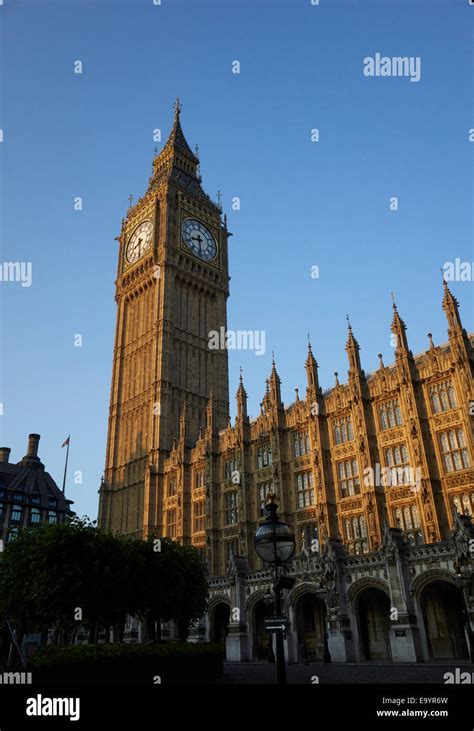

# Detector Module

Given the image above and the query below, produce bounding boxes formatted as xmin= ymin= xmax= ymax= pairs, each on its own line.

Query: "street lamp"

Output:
xmin=254 ymin=494 xmax=296 ymax=685
xmin=453 ymin=553 xmax=473 ymax=664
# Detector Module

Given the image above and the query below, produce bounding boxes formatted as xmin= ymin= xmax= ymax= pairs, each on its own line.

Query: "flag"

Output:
xmin=61 ymin=436 xmax=70 ymax=448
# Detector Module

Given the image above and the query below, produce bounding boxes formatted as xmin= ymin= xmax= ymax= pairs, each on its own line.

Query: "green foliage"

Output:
xmin=27 ymin=642 xmax=223 ymax=670
xmin=0 ymin=519 xmax=209 ymax=640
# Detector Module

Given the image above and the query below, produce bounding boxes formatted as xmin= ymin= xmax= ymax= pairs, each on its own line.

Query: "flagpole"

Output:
xmin=62 ymin=435 xmax=70 ymax=495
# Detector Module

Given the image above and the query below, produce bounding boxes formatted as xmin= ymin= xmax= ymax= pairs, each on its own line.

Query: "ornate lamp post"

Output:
xmin=254 ymin=494 xmax=295 ymax=685
xmin=453 ymin=553 xmax=473 ymax=663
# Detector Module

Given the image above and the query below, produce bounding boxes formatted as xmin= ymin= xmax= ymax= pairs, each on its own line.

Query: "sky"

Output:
xmin=1 ymin=0 xmax=472 ymax=522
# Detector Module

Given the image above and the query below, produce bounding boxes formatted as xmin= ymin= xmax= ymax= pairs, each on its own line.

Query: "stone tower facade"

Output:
xmin=99 ymin=101 xmax=230 ymax=538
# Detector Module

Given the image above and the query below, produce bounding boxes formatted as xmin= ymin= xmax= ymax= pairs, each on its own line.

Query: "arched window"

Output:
xmin=394 ymin=446 xmax=401 ymax=465
xmin=380 ymin=407 xmax=388 ymax=430
xmin=345 ymin=519 xmax=351 ymax=540
xmin=395 ymin=508 xmax=403 ymax=529
xmin=360 ymin=516 xmax=367 ymax=538
xmin=347 ymin=419 xmax=354 ymax=441
xmin=431 ymin=391 xmax=441 ymax=414
xmin=453 ymin=496 xmax=462 ymax=515
xmin=352 ymin=516 xmax=360 ymax=539
xmin=341 ymin=423 xmax=347 ymax=443
xmin=404 ymin=505 xmax=413 ymax=530
xmin=395 ymin=404 xmax=402 ymax=426
xmin=334 ymin=425 xmax=341 ymax=445
xmin=387 ymin=407 xmax=395 ymax=428
xmin=462 ymin=494 xmax=472 ymax=516
xmin=448 ymin=386 xmax=457 ymax=409
xmin=440 ymin=389 xmax=449 ymax=411
xmin=412 ymin=505 xmax=420 ymax=528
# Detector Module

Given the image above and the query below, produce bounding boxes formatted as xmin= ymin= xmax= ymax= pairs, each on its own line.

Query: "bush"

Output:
xmin=27 ymin=642 xmax=224 ymax=686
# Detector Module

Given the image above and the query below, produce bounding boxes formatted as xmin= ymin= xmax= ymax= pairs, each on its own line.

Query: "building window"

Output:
xmin=224 ymin=455 xmax=238 ymax=480
xmin=30 ymin=496 xmax=41 ymax=505
xmin=258 ymin=481 xmax=274 ymax=516
xmin=7 ymin=528 xmax=19 ymax=543
xmin=48 ymin=511 xmax=58 ymax=524
xmin=453 ymin=493 xmax=474 ymax=517
xmin=394 ymin=505 xmax=423 ymax=545
xmin=167 ymin=478 xmax=177 ymax=497
xmin=379 ymin=400 xmax=403 ymax=430
xmin=194 ymin=469 xmax=205 ymax=488
xmin=193 ymin=500 xmax=205 ymax=533
xmin=430 ymin=380 xmax=457 ymax=414
xmin=337 ymin=459 xmax=360 ymax=498
xmin=256 ymin=443 xmax=272 ymax=469
xmin=48 ymin=498 xmax=58 ymax=507
xmin=296 ymin=472 xmax=315 ymax=509
xmin=344 ymin=515 xmax=368 ymax=555
xmin=293 ymin=431 xmax=310 ymax=457
xmin=334 ymin=416 xmax=354 ymax=445
xmin=384 ymin=443 xmax=409 ymax=468
xmin=300 ymin=523 xmax=319 ymax=552
xmin=30 ymin=508 xmax=41 ymax=525
xmin=166 ymin=509 xmax=177 ymax=538
xmin=11 ymin=505 xmax=23 ymax=523
xmin=439 ymin=429 xmax=470 ymax=473
xmin=224 ymin=492 xmax=238 ymax=525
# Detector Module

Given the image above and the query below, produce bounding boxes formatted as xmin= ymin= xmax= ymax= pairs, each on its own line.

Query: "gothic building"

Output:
xmin=98 ymin=103 xmax=474 ymax=664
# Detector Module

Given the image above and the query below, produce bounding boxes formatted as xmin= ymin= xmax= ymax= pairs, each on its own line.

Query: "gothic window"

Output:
xmin=166 ymin=509 xmax=177 ymax=538
xmin=430 ymin=380 xmax=457 ymax=414
xmin=439 ymin=428 xmax=470 ymax=473
xmin=296 ymin=471 xmax=315 ymax=509
xmin=258 ymin=482 xmax=273 ymax=516
xmin=337 ymin=459 xmax=360 ymax=498
xmin=344 ymin=515 xmax=368 ymax=554
xmin=379 ymin=400 xmax=402 ymax=430
xmin=256 ymin=443 xmax=272 ymax=469
xmin=193 ymin=500 xmax=205 ymax=533
xmin=384 ymin=443 xmax=409 ymax=471
xmin=224 ymin=455 xmax=238 ymax=480
xmin=194 ymin=469 xmax=204 ymax=488
xmin=393 ymin=504 xmax=423 ymax=544
xmin=453 ymin=496 xmax=462 ymax=515
xmin=333 ymin=416 xmax=353 ymax=445
xmin=168 ymin=478 xmax=177 ymax=497
xmin=224 ymin=492 xmax=238 ymax=525
xmin=345 ymin=519 xmax=351 ymax=540
xmin=431 ymin=391 xmax=441 ymax=414
xmin=462 ymin=493 xmax=473 ymax=516
xmin=293 ymin=431 xmax=309 ymax=457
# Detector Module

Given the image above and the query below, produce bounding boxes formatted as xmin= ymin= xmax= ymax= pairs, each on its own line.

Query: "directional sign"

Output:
xmin=264 ymin=617 xmax=288 ymax=633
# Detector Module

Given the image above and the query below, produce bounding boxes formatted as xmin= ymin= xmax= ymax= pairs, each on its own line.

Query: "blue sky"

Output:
xmin=1 ymin=0 xmax=472 ymax=521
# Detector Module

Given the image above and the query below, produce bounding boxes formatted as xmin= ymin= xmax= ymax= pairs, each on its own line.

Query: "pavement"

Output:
xmin=216 ymin=660 xmax=473 ymax=684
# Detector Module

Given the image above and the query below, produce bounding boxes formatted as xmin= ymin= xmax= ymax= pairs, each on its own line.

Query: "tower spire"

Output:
xmin=391 ymin=297 xmax=410 ymax=357
xmin=345 ymin=316 xmax=362 ymax=372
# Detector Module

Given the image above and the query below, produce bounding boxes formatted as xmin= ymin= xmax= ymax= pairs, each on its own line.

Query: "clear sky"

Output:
xmin=1 ymin=0 xmax=472 ymax=521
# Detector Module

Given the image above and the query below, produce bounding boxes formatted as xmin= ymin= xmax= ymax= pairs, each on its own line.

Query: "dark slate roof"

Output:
xmin=0 ymin=450 xmax=73 ymax=513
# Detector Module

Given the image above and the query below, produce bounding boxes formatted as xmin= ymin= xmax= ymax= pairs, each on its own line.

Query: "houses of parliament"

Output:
xmin=98 ymin=102 xmax=473 ymax=664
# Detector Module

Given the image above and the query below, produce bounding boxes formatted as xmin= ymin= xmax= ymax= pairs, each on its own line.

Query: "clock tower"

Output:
xmin=99 ymin=100 xmax=230 ymax=537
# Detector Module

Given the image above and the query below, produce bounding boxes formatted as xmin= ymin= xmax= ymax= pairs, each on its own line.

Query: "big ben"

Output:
xmin=98 ymin=100 xmax=230 ymax=538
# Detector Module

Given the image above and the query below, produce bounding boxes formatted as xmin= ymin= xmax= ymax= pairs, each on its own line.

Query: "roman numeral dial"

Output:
xmin=182 ymin=218 xmax=217 ymax=262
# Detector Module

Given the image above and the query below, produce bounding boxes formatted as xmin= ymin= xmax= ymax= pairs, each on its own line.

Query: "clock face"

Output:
xmin=182 ymin=219 xmax=217 ymax=262
xmin=126 ymin=221 xmax=153 ymax=264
